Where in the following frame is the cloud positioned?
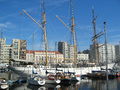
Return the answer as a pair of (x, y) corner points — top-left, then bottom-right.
(0, 23), (7, 28)
(0, 22), (15, 29)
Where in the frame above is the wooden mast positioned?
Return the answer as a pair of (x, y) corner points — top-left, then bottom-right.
(41, 0), (48, 66)
(22, 0), (48, 66)
(56, 0), (77, 66)
(92, 8), (99, 65)
(70, 0), (77, 66)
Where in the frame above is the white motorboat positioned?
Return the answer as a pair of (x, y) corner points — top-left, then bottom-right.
(0, 78), (9, 90)
(28, 75), (45, 86)
(45, 73), (61, 84)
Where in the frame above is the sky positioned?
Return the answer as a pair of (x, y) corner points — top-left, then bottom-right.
(0, 0), (120, 51)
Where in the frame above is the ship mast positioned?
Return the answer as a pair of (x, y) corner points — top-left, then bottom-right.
(92, 8), (99, 64)
(41, 0), (48, 66)
(22, 0), (48, 66)
(70, 0), (77, 66)
(104, 22), (108, 80)
(56, 0), (77, 66)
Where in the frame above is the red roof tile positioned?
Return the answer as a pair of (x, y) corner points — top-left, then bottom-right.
(26, 50), (62, 54)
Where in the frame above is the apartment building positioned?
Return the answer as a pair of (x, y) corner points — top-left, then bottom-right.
(12, 39), (27, 60)
(0, 38), (12, 63)
(58, 42), (69, 59)
(90, 44), (115, 64)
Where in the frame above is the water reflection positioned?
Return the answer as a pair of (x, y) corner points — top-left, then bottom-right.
(8, 80), (120, 90)
(27, 84), (46, 90)
(0, 71), (120, 90)
(27, 84), (61, 90)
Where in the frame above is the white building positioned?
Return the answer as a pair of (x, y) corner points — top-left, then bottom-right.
(69, 45), (74, 60)
(58, 42), (77, 63)
(26, 50), (64, 64)
(0, 38), (12, 63)
(90, 44), (116, 64)
(99, 44), (115, 63)
(26, 50), (34, 61)
(77, 53), (89, 61)
(54, 51), (64, 63)
(12, 39), (20, 59)
(12, 39), (26, 60)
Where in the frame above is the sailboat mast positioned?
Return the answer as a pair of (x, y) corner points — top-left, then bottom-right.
(41, 0), (48, 66)
(70, 0), (77, 66)
(104, 22), (108, 80)
(92, 8), (99, 64)
(22, 0), (48, 66)
(71, 17), (77, 65)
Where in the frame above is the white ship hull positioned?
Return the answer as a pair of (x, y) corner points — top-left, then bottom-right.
(9, 63), (114, 76)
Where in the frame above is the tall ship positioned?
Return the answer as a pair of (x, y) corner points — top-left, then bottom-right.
(9, 0), (115, 78)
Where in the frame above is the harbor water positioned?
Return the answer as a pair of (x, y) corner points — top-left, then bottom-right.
(0, 71), (120, 90)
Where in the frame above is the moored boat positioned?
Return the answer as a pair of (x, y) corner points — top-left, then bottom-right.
(0, 78), (9, 90)
(58, 72), (71, 85)
(28, 75), (45, 86)
(87, 70), (117, 80)
(45, 73), (61, 84)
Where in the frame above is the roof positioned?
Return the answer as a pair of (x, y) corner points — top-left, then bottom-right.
(26, 50), (34, 53)
(55, 51), (62, 54)
(26, 50), (62, 54)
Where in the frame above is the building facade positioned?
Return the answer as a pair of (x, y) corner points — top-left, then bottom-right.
(19, 40), (27, 59)
(58, 42), (69, 59)
(77, 53), (89, 61)
(0, 38), (12, 63)
(115, 44), (120, 59)
(68, 45), (74, 60)
(12, 39), (27, 60)
(90, 44), (116, 64)
(26, 50), (64, 64)
(58, 42), (76, 62)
